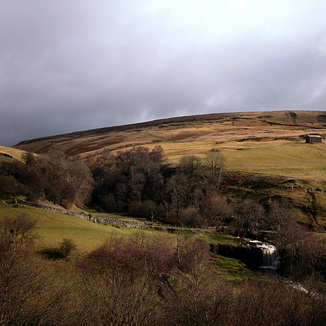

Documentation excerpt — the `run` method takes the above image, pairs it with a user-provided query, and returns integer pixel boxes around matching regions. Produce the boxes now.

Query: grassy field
[149,139,326,181]
[0,199,138,250]
[0,199,238,251]
[221,141,326,181]
[212,254,260,281]
[0,199,257,280]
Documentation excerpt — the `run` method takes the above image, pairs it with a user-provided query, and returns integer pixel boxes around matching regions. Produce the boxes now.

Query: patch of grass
[212,254,260,281]
[197,232,260,281]
[198,232,239,246]
[223,141,326,181]
[0,146,27,161]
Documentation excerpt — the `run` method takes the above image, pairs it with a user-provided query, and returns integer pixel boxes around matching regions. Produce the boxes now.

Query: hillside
[1,111,326,321]
[12,110,326,228]
[14,111,326,161]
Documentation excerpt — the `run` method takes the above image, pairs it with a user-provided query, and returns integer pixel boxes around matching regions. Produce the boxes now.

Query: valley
[1,110,326,325]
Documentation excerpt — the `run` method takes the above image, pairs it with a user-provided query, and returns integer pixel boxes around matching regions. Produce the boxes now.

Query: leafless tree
[204,151,226,196]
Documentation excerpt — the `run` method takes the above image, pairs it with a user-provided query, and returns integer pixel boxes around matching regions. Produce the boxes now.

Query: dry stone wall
[14,198,141,229]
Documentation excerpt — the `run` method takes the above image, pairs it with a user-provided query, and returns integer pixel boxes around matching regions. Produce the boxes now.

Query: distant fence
[14,198,142,229]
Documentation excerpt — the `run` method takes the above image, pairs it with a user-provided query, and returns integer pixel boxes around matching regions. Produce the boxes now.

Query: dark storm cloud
[1,0,326,146]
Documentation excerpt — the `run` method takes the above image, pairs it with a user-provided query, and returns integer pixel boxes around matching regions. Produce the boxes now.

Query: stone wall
[14,198,142,229]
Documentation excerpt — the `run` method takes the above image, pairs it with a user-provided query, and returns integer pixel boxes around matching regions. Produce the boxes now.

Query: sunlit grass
[223,142,326,181]
[198,232,239,246]
[146,139,326,182]
[212,254,261,281]
[0,200,138,250]
[0,145,27,161]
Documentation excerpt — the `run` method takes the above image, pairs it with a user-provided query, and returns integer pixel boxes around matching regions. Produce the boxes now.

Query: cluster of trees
[91,146,230,225]
[0,146,308,236]
[0,151,93,208]
[1,215,325,325]
[91,146,294,236]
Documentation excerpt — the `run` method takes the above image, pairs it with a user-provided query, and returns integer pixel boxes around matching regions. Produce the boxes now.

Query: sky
[1,0,326,146]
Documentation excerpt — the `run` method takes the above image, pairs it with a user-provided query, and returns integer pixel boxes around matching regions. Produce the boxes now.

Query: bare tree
[166,173,189,211]
[232,199,265,237]
[66,158,94,205]
[169,238,231,325]
[204,151,226,196]
[265,199,295,232]
[200,196,232,232]
[179,206,203,227]
[179,155,201,181]
[0,215,73,325]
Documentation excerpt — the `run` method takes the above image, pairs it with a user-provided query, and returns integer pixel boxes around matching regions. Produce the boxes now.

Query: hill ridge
[15,112,237,146]
[14,110,326,157]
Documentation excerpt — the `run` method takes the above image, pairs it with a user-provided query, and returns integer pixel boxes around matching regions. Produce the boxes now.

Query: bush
[179,206,203,227]
[39,238,76,260]
[59,238,76,258]
[0,216,75,325]
[275,220,326,280]
[0,175,19,198]
[230,280,310,326]
[200,196,232,231]
[44,177,76,208]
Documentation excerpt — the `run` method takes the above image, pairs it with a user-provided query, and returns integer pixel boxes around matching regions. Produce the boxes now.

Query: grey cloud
[1,1,326,146]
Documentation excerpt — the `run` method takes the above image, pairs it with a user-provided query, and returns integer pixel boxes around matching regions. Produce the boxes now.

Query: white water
[248,240,280,270]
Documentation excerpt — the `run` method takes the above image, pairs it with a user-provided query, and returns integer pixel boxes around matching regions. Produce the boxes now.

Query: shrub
[179,206,203,227]
[39,238,76,260]
[230,280,311,326]
[58,238,76,258]
[0,175,19,198]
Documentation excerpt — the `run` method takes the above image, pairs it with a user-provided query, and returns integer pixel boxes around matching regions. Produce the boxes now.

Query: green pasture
[0,199,257,281]
[0,200,207,249]
[0,200,138,250]
[198,232,239,246]
[0,199,238,250]
[221,141,326,181]
[212,254,260,281]
[153,139,326,182]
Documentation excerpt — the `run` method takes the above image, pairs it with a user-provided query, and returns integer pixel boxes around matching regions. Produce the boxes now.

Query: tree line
[0,151,93,208]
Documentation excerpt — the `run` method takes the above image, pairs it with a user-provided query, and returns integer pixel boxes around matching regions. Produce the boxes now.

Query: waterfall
[248,240,280,270]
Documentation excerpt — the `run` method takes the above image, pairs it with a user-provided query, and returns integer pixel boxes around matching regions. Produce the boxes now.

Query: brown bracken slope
[14,110,326,157]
